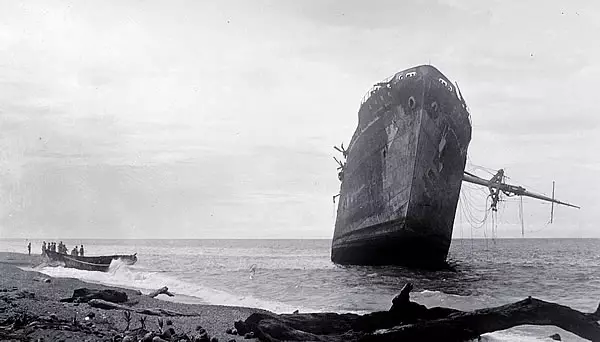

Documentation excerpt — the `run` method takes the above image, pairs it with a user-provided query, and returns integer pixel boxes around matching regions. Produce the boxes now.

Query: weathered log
[60,288,128,303]
[361,297,600,342]
[236,283,600,342]
[147,286,174,298]
[87,299,200,317]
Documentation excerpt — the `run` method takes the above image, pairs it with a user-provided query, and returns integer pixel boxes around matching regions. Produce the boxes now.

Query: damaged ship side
[331,65,472,269]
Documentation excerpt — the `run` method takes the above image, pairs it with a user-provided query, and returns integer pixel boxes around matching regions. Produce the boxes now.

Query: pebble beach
[0,252,264,342]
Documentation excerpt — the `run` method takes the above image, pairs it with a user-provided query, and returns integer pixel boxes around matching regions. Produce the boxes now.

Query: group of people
[41,241,85,257]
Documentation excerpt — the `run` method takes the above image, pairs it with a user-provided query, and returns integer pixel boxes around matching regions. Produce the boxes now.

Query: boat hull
[331,65,472,268]
[44,250,137,272]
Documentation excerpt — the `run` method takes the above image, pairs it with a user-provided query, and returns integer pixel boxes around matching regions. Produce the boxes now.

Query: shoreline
[0,252,265,341]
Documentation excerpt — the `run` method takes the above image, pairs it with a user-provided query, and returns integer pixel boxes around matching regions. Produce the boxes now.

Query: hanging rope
[332,196,337,220]
[519,196,524,237]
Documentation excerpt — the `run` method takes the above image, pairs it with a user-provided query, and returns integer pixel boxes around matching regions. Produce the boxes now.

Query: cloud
[0,0,598,239]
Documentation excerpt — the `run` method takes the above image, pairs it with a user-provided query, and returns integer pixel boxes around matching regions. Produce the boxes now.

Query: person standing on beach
[42,241,46,255]
[79,245,84,256]
[27,242,31,255]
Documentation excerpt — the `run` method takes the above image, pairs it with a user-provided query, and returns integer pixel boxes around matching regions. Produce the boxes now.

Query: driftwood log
[61,286,174,303]
[87,299,200,317]
[234,283,600,342]
[60,288,128,303]
[60,286,195,317]
[147,286,174,298]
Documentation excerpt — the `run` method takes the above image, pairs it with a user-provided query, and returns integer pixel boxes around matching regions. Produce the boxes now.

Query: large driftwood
[61,286,174,304]
[147,286,174,298]
[87,299,201,317]
[60,288,128,303]
[235,283,600,342]
[363,297,600,342]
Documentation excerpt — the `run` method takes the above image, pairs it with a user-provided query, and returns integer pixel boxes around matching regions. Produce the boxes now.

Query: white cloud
[0,0,598,239]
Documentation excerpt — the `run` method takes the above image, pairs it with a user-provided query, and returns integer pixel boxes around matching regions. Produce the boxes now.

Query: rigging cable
[519,196,524,237]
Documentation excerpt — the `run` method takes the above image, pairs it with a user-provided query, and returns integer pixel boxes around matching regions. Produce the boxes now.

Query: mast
[551,181,555,223]
[463,170,580,209]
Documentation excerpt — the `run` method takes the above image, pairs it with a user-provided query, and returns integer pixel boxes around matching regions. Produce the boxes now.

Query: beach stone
[195,324,204,331]
[192,332,209,342]
[152,337,168,342]
[233,321,248,335]
[549,333,562,341]
[243,332,254,339]
[162,327,175,339]
[226,328,233,334]
[210,337,218,342]
[166,319,173,326]
[142,332,155,342]
[122,336,134,342]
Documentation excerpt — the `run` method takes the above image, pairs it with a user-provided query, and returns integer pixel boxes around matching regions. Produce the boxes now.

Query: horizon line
[1,237,599,240]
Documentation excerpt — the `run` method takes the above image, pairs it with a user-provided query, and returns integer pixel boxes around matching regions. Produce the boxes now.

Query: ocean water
[1,238,599,341]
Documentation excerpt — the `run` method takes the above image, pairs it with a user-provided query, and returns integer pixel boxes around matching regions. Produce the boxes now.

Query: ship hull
[332,65,472,268]
[331,219,451,268]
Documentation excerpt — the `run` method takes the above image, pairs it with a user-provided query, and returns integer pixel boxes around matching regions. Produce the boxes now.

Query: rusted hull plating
[331,65,472,268]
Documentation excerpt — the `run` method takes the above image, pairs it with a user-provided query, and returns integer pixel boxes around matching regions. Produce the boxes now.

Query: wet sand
[0,252,265,341]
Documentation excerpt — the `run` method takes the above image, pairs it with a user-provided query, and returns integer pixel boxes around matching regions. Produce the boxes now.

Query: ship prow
[331,64,472,269]
[331,65,579,269]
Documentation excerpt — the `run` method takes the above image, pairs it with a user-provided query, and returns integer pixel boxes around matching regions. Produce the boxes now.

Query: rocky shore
[0,252,264,342]
[2,252,598,342]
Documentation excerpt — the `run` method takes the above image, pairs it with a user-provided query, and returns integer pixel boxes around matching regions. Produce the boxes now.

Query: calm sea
[1,238,598,341]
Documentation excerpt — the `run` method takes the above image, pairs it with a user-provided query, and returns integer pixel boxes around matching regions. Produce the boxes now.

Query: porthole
[406,72,416,78]
[438,78,448,87]
[408,96,416,109]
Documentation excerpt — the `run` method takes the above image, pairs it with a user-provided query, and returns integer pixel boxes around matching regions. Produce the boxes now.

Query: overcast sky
[0,0,598,239]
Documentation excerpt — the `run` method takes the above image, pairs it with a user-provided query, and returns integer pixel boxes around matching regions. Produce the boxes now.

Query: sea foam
[32,261,318,314]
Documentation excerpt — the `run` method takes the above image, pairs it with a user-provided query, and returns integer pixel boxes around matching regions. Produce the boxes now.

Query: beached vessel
[44,250,137,272]
[331,65,579,269]
[331,65,472,268]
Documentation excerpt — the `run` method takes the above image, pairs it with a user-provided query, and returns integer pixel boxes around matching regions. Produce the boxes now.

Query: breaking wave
[31,260,317,314]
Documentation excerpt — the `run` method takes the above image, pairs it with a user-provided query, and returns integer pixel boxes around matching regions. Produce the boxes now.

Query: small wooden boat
[43,250,137,272]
